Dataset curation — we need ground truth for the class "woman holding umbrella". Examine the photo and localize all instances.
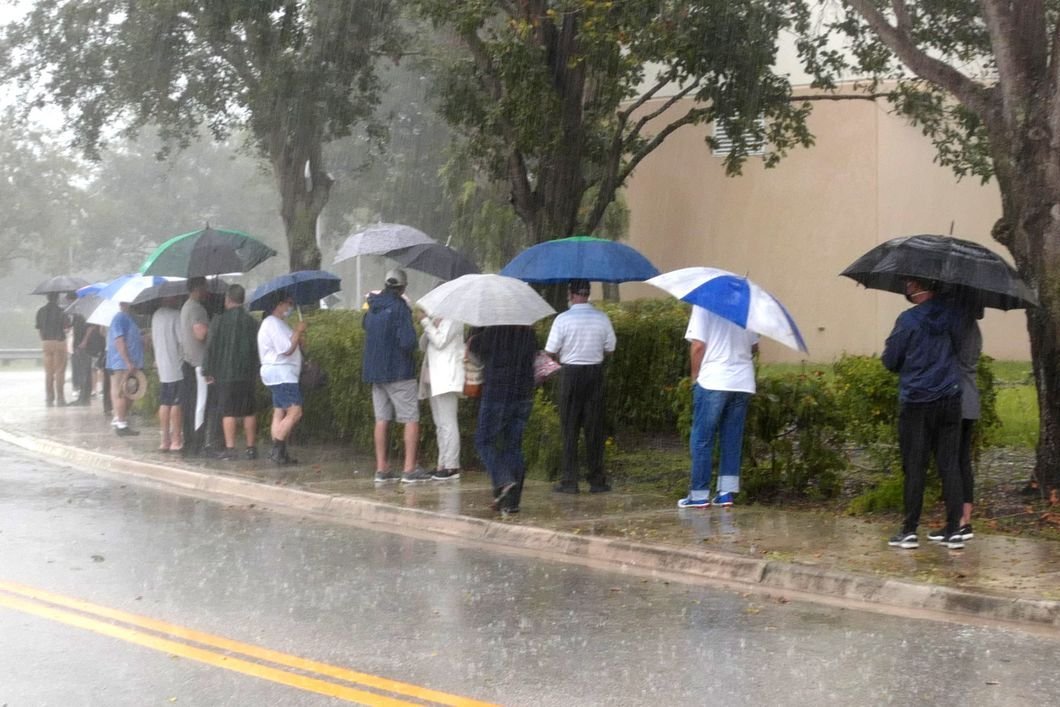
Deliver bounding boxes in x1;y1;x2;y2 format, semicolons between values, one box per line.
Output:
257;292;307;465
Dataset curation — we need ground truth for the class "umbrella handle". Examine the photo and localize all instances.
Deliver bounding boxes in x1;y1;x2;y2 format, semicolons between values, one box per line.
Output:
297;304;304;322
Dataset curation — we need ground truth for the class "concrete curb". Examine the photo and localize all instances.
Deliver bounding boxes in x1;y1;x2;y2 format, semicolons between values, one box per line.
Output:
3;426;1058;631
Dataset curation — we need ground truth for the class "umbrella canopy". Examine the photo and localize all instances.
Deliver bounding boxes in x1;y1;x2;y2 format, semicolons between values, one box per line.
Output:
646;267;808;353
500;236;660;284
98;274;174;304
129;277;227;306
140;226;277;277
840;234;1037;310
333;223;436;263
417;274;556;327
31;275;90;295
385;243;480;281
248;270;342;311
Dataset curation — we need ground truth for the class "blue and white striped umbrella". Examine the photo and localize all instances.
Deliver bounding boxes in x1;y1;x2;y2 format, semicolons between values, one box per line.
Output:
646;267;808;353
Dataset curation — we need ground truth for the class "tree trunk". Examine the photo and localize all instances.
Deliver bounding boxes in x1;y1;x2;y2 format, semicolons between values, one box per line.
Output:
268;125;332;272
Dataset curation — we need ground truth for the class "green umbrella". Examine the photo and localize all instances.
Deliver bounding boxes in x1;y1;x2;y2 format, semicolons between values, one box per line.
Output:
140;226;277;277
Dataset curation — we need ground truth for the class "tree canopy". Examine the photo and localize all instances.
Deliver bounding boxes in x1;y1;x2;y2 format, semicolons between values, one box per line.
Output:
4;0;402;270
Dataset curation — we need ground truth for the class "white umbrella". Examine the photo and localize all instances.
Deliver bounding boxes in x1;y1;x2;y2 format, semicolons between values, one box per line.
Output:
417;274;556;327
87;274;176;326
646;267;808;353
333;223;437;262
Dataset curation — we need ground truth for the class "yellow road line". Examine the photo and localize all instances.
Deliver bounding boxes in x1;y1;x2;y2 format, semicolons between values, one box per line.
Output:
0;581;495;707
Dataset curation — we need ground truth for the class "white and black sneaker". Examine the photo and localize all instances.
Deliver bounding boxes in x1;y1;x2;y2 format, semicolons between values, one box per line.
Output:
943;533;965;550
958;524;974;540
888;530;918;549
926;527;947;542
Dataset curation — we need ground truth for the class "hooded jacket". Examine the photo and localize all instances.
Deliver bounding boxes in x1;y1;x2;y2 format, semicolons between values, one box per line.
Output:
362;289;417;384
881;297;962;404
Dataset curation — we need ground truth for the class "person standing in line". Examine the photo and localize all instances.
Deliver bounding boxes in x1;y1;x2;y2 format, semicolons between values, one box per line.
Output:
882;278;965;550
151;296;185;452
362;269;431;484
545;279;617;494
257;292;307;465
106;300;144;436
468;325;538;514
202;284;260;460
178;277;211;456
417;312;465;480
36;292;70;406
677;305;758;509
67;293;93;405
928;300;983;544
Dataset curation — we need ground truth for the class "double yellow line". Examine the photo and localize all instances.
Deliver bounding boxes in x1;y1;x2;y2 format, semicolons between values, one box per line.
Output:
0;580;495;706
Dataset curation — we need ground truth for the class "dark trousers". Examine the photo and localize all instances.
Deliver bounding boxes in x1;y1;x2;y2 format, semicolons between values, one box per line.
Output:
71;350;92;401
101;366;112;415
558;364;606;487
180;362;220;455
898;395;963;533
958;418;976;505
475;397;534;509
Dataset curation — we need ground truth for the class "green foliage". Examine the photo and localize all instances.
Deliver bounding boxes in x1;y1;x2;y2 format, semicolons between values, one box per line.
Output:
831;354;899;475
846;471;904;515
741;371;846;501
522;388;562;480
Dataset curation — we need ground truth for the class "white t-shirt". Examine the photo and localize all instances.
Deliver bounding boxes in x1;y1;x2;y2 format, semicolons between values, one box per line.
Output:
685;305;758;393
257;314;302;386
151;307;184;383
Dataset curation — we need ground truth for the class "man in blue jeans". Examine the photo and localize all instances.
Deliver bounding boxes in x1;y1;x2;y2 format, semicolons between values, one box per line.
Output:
677;305;758;509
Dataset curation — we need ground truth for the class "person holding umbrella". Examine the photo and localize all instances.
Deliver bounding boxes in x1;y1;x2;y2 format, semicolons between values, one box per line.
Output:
882;278;965;550
35;292;70;406
106;300;144;436
363;269;431;483
257;291;307;465
545;279;617;494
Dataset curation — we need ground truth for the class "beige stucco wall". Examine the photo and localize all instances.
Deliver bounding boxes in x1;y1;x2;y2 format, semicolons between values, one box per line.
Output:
622;92;1031;363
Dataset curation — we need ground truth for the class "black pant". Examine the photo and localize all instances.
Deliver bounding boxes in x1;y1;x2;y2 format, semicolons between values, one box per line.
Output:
958;418;976;505
71;350;92;401
898;395;963;534
180;362;220;455
558;364;606;487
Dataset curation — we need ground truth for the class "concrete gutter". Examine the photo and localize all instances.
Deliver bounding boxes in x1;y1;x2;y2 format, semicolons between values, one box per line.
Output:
3;426;1058;632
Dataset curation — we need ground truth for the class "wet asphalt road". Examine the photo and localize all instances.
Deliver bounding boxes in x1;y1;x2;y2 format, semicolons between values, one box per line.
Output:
1;442;1059;706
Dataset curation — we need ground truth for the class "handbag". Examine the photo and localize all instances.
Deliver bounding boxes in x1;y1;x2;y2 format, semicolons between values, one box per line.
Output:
533;350;561;385
463;351;484;398
299;358;328;391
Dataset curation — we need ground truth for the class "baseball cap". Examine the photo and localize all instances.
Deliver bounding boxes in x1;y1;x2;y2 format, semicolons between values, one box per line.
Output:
385;268;408;288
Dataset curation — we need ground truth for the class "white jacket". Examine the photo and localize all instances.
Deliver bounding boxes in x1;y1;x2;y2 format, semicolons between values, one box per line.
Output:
418;316;465;398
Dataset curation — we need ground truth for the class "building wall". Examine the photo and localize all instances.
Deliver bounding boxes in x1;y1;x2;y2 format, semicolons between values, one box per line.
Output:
622;92;1030;363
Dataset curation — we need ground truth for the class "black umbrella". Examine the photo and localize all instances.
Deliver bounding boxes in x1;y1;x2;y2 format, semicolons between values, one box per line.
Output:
840;234;1037;310
386;243;480;281
140;226;277;277
129;277;229;314
31;275;90;295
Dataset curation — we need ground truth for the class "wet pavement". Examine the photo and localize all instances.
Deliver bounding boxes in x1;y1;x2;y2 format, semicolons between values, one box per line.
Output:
2;370;1059;617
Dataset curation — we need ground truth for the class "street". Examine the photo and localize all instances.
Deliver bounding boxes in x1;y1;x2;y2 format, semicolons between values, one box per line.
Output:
1;442;1058;706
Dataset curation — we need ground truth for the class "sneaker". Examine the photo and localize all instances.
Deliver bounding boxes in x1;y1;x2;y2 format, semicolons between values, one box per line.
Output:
244;447;258;460
400;468;433;484
552;482;579;494
490;482;518;511
677;496;710;509
888;530;918;549
114;426;140;437
958;524;974;540
589;482;612;494
215;448;239;461
926;528;947;542
501;506;520;516
374;470;401;484
944;533;965;549
431;468;460;481
712;492;735;507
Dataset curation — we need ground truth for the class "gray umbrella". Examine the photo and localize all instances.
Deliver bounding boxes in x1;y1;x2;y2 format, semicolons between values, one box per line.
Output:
386;243;479;281
31;275;90;295
333;223;436;263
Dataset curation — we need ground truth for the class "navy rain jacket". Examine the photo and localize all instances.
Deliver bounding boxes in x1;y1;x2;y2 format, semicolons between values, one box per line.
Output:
361;290;417;384
881;297;962;404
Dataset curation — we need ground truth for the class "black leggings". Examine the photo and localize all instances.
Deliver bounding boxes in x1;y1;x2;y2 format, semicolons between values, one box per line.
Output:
958;418;976;505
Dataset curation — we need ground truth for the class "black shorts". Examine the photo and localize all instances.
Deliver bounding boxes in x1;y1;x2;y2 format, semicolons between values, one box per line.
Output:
218;380;257;418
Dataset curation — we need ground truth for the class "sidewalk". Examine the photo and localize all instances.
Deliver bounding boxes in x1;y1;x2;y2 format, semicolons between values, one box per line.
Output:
2;370;1059;631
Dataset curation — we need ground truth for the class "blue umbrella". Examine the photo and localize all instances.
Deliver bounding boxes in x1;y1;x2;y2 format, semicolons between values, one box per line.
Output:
646;267;808;353
248;270;342;312
500;236;659;284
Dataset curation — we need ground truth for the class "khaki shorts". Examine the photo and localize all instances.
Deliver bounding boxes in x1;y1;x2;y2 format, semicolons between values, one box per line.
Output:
371;380;419;423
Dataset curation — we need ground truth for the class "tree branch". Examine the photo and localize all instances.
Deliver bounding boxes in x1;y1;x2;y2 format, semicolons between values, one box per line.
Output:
623;82;700;152
619;106;709;188
844;0;995;119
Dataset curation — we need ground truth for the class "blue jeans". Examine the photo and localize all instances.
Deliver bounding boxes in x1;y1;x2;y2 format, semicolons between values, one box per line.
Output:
689;386;751;500
475;397;534;493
